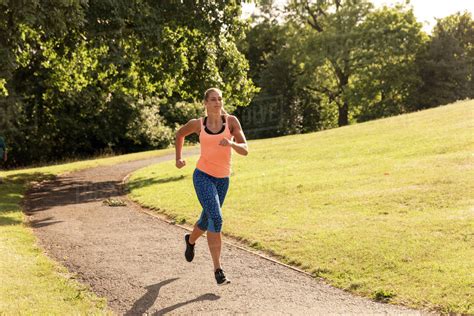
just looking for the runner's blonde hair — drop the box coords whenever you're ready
[204,87,228,116]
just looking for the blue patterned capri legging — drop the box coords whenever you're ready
[193,168,230,233]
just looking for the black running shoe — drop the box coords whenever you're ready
[214,268,231,286]
[184,234,195,262]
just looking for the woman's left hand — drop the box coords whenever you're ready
[219,138,233,147]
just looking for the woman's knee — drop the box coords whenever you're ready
[196,220,208,231]
[208,215,223,233]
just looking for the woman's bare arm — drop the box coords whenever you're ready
[219,115,248,156]
[175,119,200,168]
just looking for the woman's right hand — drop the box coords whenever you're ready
[175,159,186,169]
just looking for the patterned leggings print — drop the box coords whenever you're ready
[193,168,230,233]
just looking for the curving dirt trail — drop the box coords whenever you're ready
[25,151,428,315]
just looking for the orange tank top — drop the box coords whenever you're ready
[196,116,232,178]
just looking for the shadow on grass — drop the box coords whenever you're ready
[0,172,56,226]
[5,172,56,185]
[0,215,22,226]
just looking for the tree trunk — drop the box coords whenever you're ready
[329,59,350,127]
[338,102,349,126]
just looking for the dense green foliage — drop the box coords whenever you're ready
[415,12,474,108]
[1,1,472,164]
[239,1,473,138]
[0,0,256,166]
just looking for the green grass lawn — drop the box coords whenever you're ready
[0,148,173,314]
[128,100,474,313]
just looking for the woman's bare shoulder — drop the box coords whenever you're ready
[190,118,202,132]
[227,115,240,123]
[189,118,202,124]
[227,115,242,126]
[179,118,201,135]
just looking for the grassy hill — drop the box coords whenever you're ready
[128,100,474,313]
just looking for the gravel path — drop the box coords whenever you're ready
[25,151,428,315]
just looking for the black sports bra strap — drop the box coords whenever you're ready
[203,116,226,135]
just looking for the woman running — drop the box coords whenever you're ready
[175,87,249,285]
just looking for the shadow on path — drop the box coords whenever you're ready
[28,216,63,228]
[25,177,124,214]
[125,175,187,192]
[124,278,179,316]
[154,293,221,315]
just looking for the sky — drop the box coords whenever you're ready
[242,0,474,33]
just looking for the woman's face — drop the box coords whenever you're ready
[205,91,223,114]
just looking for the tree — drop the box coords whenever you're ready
[414,12,474,108]
[239,18,304,137]
[0,1,257,166]
[0,0,87,165]
[287,0,373,126]
[350,5,425,121]
[286,0,424,126]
